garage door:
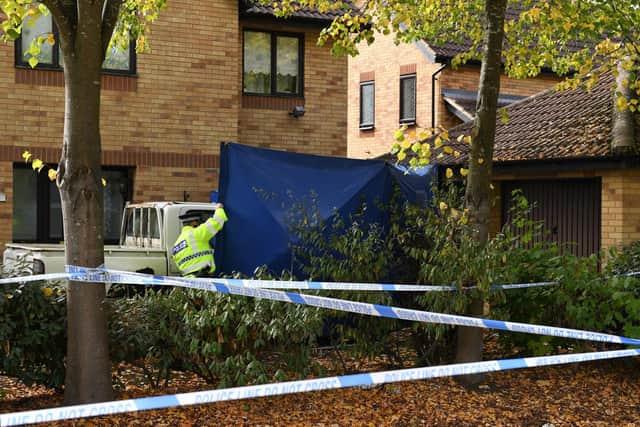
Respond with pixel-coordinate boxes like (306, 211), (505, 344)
(501, 178), (601, 257)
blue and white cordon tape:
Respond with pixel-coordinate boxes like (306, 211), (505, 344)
(66, 266), (640, 346)
(0, 272), (72, 285)
(2, 348), (639, 426)
(1, 267), (639, 426)
(0, 268), (560, 291)
(4, 267), (639, 292)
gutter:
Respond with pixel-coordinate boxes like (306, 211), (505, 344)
(431, 64), (447, 129)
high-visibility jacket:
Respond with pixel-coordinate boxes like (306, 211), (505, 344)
(172, 208), (228, 276)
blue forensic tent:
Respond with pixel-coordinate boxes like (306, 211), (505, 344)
(215, 142), (435, 276)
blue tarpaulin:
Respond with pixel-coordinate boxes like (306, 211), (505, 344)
(215, 142), (436, 276)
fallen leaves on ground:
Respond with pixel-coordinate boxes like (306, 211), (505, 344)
(2, 341), (639, 426)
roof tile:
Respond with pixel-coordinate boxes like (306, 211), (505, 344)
(240, 0), (358, 23)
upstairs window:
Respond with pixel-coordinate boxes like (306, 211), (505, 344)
(243, 30), (303, 96)
(16, 11), (136, 75)
(359, 81), (375, 130)
(399, 73), (417, 125)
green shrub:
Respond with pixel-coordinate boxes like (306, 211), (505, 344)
(289, 194), (410, 370)
(109, 270), (324, 388)
(0, 261), (67, 389)
(559, 243), (640, 341)
(606, 240), (640, 275)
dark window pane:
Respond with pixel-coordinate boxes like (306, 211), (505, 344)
(149, 208), (159, 239)
(21, 14), (54, 64)
(103, 169), (128, 243)
(360, 82), (374, 127)
(276, 36), (299, 94)
(244, 31), (271, 94)
(13, 169), (37, 241)
(48, 181), (63, 241)
(400, 75), (416, 123)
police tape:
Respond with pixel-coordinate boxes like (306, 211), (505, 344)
(3, 267), (639, 292)
(98, 267), (562, 292)
(1, 347), (639, 426)
(0, 272), (71, 285)
(66, 266), (640, 346)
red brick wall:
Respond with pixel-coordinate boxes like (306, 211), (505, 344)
(348, 33), (441, 159)
(0, 1), (347, 247)
(238, 22), (348, 156)
(348, 36), (562, 159)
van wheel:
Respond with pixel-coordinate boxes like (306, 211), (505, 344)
(136, 268), (171, 295)
(108, 268), (155, 298)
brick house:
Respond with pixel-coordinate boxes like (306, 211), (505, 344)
(0, 1), (348, 247)
(347, 34), (563, 159)
(436, 71), (640, 255)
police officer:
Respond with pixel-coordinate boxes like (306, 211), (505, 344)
(172, 203), (228, 277)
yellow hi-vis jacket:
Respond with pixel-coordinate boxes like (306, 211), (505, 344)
(172, 208), (228, 276)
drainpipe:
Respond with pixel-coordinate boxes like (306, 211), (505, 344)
(611, 57), (636, 154)
(431, 63), (447, 129)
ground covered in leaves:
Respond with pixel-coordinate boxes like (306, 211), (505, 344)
(2, 339), (639, 426)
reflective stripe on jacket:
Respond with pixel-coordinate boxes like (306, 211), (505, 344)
(172, 208), (228, 276)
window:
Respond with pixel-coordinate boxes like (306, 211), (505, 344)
(123, 206), (161, 248)
(400, 74), (417, 125)
(16, 11), (136, 75)
(13, 165), (132, 244)
(243, 30), (303, 96)
(359, 81), (375, 130)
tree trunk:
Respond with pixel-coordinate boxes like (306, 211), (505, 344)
(59, 23), (113, 404)
(611, 57), (636, 154)
(456, 0), (507, 386)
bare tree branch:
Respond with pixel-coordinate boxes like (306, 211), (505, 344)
(41, 0), (73, 50)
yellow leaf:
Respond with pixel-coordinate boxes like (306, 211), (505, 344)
(47, 169), (57, 181)
(456, 134), (464, 142)
(46, 33), (55, 46)
(407, 130), (416, 140)
(439, 201), (448, 211)
(417, 129), (431, 140)
(445, 168), (453, 179)
(490, 184), (495, 190)
(42, 287), (53, 297)
(616, 96), (628, 111)
(443, 146), (453, 154)
(477, 158), (484, 165)
(22, 150), (32, 162)
(31, 159), (44, 171)
(101, 178), (107, 187)
(401, 140), (411, 150)
(434, 136), (442, 149)
(454, 151), (461, 158)
(463, 135), (472, 144)
(460, 168), (468, 176)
